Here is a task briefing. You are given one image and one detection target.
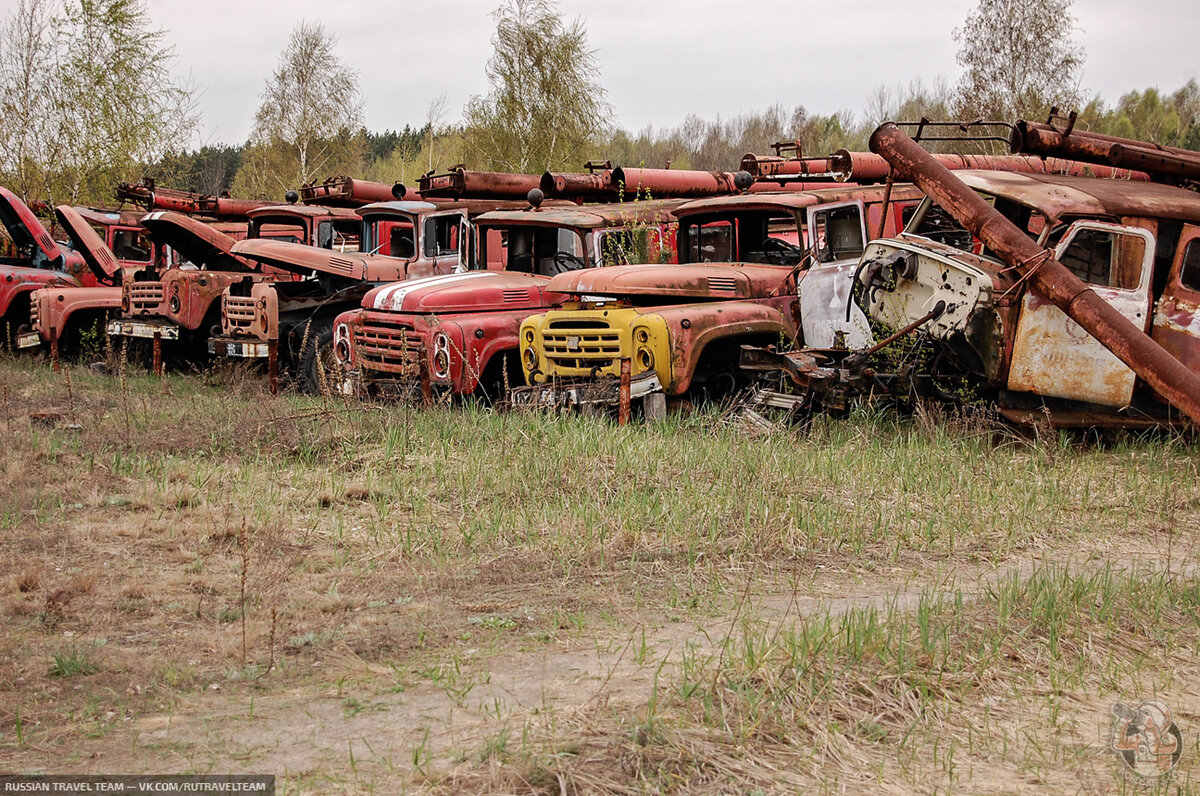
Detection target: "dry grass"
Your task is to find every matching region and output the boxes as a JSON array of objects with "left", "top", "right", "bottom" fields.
[{"left": 0, "top": 355, "right": 1198, "bottom": 793}]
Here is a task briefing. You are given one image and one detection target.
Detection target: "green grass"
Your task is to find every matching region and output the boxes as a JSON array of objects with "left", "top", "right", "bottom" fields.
[
  {"left": 49, "top": 644, "right": 98, "bottom": 678},
  {"left": 1, "top": 356, "right": 1198, "bottom": 793}
]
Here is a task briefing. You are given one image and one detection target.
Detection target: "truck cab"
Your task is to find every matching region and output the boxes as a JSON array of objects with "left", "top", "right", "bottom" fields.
[
  {"left": 105, "top": 206, "right": 317, "bottom": 357},
  {"left": 516, "top": 184, "right": 919, "bottom": 411},
  {"left": 0, "top": 188, "right": 94, "bottom": 344},
  {"left": 210, "top": 200, "right": 481, "bottom": 393},
  {"left": 848, "top": 171, "right": 1200, "bottom": 425},
  {"left": 332, "top": 197, "right": 684, "bottom": 402}
]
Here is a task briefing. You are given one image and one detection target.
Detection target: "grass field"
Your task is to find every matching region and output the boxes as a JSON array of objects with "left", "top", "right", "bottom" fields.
[{"left": 0, "top": 354, "right": 1198, "bottom": 794}]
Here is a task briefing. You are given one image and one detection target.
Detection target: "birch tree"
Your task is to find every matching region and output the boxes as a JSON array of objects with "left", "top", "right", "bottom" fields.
[
  {"left": 952, "top": 0, "right": 1084, "bottom": 120},
  {"left": 462, "top": 0, "right": 610, "bottom": 173},
  {"left": 233, "top": 22, "right": 364, "bottom": 198}
]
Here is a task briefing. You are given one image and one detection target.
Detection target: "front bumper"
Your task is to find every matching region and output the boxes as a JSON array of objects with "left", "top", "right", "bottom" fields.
[
  {"left": 16, "top": 331, "right": 41, "bottom": 349},
  {"left": 106, "top": 319, "right": 180, "bottom": 340},
  {"left": 208, "top": 337, "right": 272, "bottom": 358},
  {"left": 510, "top": 371, "right": 663, "bottom": 407}
]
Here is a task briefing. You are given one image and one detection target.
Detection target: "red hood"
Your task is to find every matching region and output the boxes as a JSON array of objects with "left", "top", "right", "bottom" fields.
[
  {"left": 0, "top": 264, "right": 80, "bottom": 288},
  {"left": 232, "top": 238, "right": 410, "bottom": 282},
  {"left": 1, "top": 187, "right": 71, "bottom": 263},
  {"left": 362, "top": 271, "right": 557, "bottom": 314},
  {"left": 544, "top": 263, "right": 795, "bottom": 299},
  {"left": 53, "top": 205, "right": 120, "bottom": 281},
  {"left": 139, "top": 211, "right": 246, "bottom": 270}
]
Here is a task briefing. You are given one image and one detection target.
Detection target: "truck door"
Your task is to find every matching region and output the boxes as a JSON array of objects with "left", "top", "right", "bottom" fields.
[
  {"left": 457, "top": 217, "right": 473, "bottom": 273},
  {"left": 801, "top": 200, "right": 872, "bottom": 349},
  {"left": 1150, "top": 224, "right": 1200, "bottom": 374},
  {"left": 1007, "top": 221, "right": 1155, "bottom": 407},
  {"left": 422, "top": 211, "right": 466, "bottom": 277}
]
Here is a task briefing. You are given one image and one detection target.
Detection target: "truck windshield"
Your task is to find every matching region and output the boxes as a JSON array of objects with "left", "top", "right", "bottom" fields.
[
  {"left": 679, "top": 211, "right": 799, "bottom": 265},
  {"left": 362, "top": 215, "right": 415, "bottom": 258},
  {"left": 479, "top": 225, "right": 584, "bottom": 275}
]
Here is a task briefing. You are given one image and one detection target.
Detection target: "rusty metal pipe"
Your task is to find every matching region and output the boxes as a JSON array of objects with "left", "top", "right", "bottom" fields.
[
  {"left": 1106, "top": 144, "right": 1200, "bottom": 181},
  {"left": 299, "top": 177, "right": 396, "bottom": 207},
  {"left": 871, "top": 122, "right": 1200, "bottom": 425},
  {"left": 1010, "top": 122, "right": 1196, "bottom": 182},
  {"left": 1013, "top": 120, "right": 1199, "bottom": 159},
  {"left": 609, "top": 168, "right": 745, "bottom": 198},
  {"left": 618, "top": 358, "right": 631, "bottom": 426},
  {"left": 829, "top": 149, "right": 1143, "bottom": 182},
  {"left": 268, "top": 339, "right": 279, "bottom": 396},
  {"left": 419, "top": 168, "right": 542, "bottom": 199},
  {"left": 540, "top": 171, "right": 612, "bottom": 199}
]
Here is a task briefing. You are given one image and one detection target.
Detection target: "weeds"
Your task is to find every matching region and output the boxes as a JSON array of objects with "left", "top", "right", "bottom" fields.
[
  {"left": 0, "top": 358, "right": 1197, "bottom": 793},
  {"left": 49, "top": 644, "right": 98, "bottom": 678}
]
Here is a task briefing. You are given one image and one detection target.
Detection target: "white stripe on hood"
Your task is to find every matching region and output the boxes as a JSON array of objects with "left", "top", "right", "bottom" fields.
[{"left": 371, "top": 271, "right": 494, "bottom": 311}]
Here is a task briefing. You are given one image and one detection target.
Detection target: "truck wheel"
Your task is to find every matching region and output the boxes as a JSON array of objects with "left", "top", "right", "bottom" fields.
[{"left": 298, "top": 324, "right": 335, "bottom": 395}]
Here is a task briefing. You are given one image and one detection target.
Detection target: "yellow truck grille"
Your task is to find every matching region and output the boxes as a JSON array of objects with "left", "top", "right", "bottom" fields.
[
  {"left": 541, "top": 319, "right": 621, "bottom": 370},
  {"left": 224, "top": 295, "right": 258, "bottom": 333},
  {"left": 129, "top": 282, "right": 164, "bottom": 312},
  {"left": 354, "top": 318, "right": 422, "bottom": 375}
]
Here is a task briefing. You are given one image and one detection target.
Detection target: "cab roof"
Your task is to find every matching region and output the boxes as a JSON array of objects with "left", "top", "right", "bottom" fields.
[
  {"left": 475, "top": 198, "right": 686, "bottom": 229},
  {"left": 246, "top": 204, "right": 360, "bottom": 220},
  {"left": 955, "top": 170, "right": 1200, "bottom": 223},
  {"left": 356, "top": 200, "right": 439, "bottom": 217},
  {"left": 674, "top": 183, "right": 923, "bottom": 216}
]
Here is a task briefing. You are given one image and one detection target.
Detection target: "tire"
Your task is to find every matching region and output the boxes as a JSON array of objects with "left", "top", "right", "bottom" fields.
[{"left": 297, "top": 323, "right": 336, "bottom": 395}]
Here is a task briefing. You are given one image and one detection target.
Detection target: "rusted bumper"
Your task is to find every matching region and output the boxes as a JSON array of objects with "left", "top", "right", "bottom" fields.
[
  {"left": 208, "top": 337, "right": 271, "bottom": 358},
  {"left": 510, "top": 371, "right": 663, "bottom": 408},
  {"left": 16, "top": 331, "right": 41, "bottom": 349},
  {"left": 106, "top": 319, "right": 180, "bottom": 340}
]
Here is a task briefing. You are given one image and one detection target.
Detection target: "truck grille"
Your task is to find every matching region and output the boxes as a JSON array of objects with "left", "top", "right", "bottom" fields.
[
  {"left": 29, "top": 298, "right": 39, "bottom": 333},
  {"left": 354, "top": 317, "right": 422, "bottom": 375},
  {"left": 224, "top": 295, "right": 258, "bottom": 334},
  {"left": 129, "top": 282, "right": 164, "bottom": 313},
  {"left": 542, "top": 318, "right": 621, "bottom": 370}
]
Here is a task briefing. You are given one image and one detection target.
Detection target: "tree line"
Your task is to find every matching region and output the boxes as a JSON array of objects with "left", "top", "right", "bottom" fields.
[{"left": 1, "top": 0, "right": 1198, "bottom": 208}]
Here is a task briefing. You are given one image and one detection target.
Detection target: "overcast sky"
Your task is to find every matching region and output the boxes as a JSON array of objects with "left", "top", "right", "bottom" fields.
[{"left": 145, "top": 0, "right": 1199, "bottom": 149}]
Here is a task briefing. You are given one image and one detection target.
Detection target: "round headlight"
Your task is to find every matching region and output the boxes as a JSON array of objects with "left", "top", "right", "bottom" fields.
[
  {"left": 335, "top": 339, "right": 350, "bottom": 363},
  {"left": 635, "top": 328, "right": 649, "bottom": 343},
  {"left": 169, "top": 296, "right": 181, "bottom": 313},
  {"left": 121, "top": 295, "right": 130, "bottom": 313},
  {"left": 636, "top": 347, "right": 653, "bottom": 370},
  {"left": 524, "top": 329, "right": 534, "bottom": 343},
  {"left": 522, "top": 345, "right": 538, "bottom": 371},
  {"left": 432, "top": 333, "right": 451, "bottom": 379}
]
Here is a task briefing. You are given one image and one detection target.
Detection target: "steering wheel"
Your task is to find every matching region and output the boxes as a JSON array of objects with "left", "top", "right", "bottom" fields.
[
  {"left": 552, "top": 250, "right": 587, "bottom": 274},
  {"left": 762, "top": 237, "right": 804, "bottom": 265}
]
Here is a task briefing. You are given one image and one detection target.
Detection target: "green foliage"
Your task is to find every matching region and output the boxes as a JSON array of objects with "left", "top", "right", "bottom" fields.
[
  {"left": 0, "top": 0, "right": 197, "bottom": 206},
  {"left": 462, "top": 0, "right": 610, "bottom": 172},
  {"left": 365, "top": 125, "right": 428, "bottom": 167},
  {"left": 605, "top": 104, "right": 861, "bottom": 172},
  {"left": 1087, "top": 79, "right": 1200, "bottom": 150},
  {"left": 232, "top": 21, "right": 364, "bottom": 198},
  {"left": 952, "top": 0, "right": 1084, "bottom": 120},
  {"left": 146, "top": 144, "right": 244, "bottom": 196}
]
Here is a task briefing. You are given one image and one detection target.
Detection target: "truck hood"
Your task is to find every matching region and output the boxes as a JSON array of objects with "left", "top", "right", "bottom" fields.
[
  {"left": 0, "top": 264, "right": 80, "bottom": 288},
  {"left": 54, "top": 205, "right": 120, "bottom": 281},
  {"left": 0, "top": 187, "right": 64, "bottom": 262},
  {"left": 544, "top": 263, "right": 795, "bottom": 300},
  {"left": 139, "top": 211, "right": 245, "bottom": 270},
  {"left": 231, "top": 238, "right": 410, "bottom": 282},
  {"left": 363, "top": 271, "right": 555, "bottom": 314}
]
